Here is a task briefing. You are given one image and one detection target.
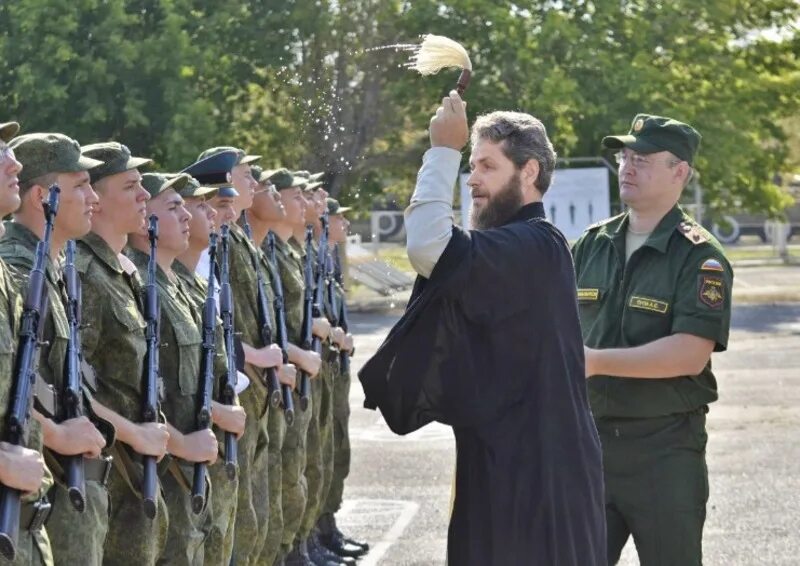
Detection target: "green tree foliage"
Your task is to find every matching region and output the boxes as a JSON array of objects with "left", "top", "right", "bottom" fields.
[{"left": 1, "top": 1, "right": 797, "bottom": 215}]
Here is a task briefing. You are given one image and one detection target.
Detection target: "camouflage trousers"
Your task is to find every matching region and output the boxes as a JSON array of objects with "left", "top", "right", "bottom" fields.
[
  {"left": 323, "top": 369, "right": 352, "bottom": 514},
  {"left": 256, "top": 403, "right": 287, "bottom": 565},
  {"left": 300, "top": 356, "right": 336, "bottom": 538},
  {"left": 102, "top": 456, "right": 168, "bottom": 566},
  {"left": 203, "top": 448, "right": 238, "bottom": 566},
  {"left": 232, "top": 384, "right": 271, "bottom": 566},
  {"left": 0, "top": 528, "right": 53, "bottom": 566},
  {"left": 47, "top": 480, "right": 109, "bottom": 566},
  {"left": 280, "top": 388, "right": 312, "bottom": 554},
  {"left": 157, "top": 463, "right": 208, "bottom": 566}
]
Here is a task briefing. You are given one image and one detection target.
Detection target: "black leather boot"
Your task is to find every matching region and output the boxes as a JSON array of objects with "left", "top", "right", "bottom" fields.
[
  {"left": 308, "top": 530, "right": 356, "bottom": 566},
  {"left": 284, "top": 539, "right": 314, "bottom": 566},
  {"left": 318, "top": 512, "right": 369, "bottom": 557}
]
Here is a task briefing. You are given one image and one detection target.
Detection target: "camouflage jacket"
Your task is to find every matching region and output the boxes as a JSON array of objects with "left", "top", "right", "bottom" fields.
[
  {"left": 273, "top": 235, "right": 305, "bottom": 345},
  {"left": 0, "top": 222, "right": 68, "bottom": 400},
  {"left": 76, "top": 232, "right": 146, "bottom": 424},
  {"left": 126, "top": 247, "right": 202, "bottom": 435}
]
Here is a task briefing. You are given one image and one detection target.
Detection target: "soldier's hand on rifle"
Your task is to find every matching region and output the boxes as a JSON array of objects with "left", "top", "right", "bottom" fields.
[
  {"left": 44, "top": 415, "right": 106, "bottom": 458},
  {"left": 300, "top": 350, "right": 322, "bottom": 378},
  {"left": 331, "top": 327, "right": 346, "bottom": 349},
  {"left": 0, "top": 442, "right": 46, "bottom": 494},
  {"left": 430, "top": 90, "right": 469, "bottom": 150},
  {"left": 175, "top": 429, "right": 219, "bottom": 465},
  {"left": 212, "top": 402, "right": 247, "bottom": 439},
  {"left": 312, "top": 317, "right": 331, "bottom": 340},
  {"left": 278, "top": 363, "right": 297, "bottom": 390},
  {"left": 130, "top": 422, "right": 170, "bottom": 461},
  {"left": 245, "top": 343, "right": 284, "bottom": 369},
  {"left": 343, "top": 333, "right": 355, "bottom": 355}
]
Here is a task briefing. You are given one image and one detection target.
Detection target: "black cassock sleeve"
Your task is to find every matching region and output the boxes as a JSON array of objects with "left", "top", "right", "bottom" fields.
[{"left": 359, "top": 220, "right": 554, "bottom": 434}]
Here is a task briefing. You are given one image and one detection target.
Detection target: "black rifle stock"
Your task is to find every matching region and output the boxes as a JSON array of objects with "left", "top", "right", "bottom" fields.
[
  {"left": 141, "top": 215, "right": 161, "bottom": 519},
  {"left": 218, "top": 226, "right": 238, "bottom": 479},
  {"left": 192, "top": 232, "right": 218, "bottom": 514},
  {"left": 0, "top": 185, "right": 59, "bottom": 560},
  {"left": 298, "top": 227, "right": 317, "bottom": 411},
  {"left": 62, "top": 240, "right": 86, "bottom": 512},
  {"left": 239, "top": 213, "right": 282, "bottom": 410},
  {"left": 266, "top": 232, "right": 294, "bottom": 425},
  {"left": 333, "top": 245, "right": 351, "bottom": 375}
]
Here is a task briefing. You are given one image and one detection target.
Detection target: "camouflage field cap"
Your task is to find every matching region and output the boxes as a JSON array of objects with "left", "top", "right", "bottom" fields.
[
  {"left": 10, "top": 133, "right": 103, "bottom": 184},
  {"left": 602, "top": 114, "right": 702, "bottom": 165},
  {"left": 293, "top": 170, "right": 310, "bottom": 179},
  {"left": 0, "top": 122, "right": 20, "bottom": 143},
  {"left": 141, "top": 172, "right": 190, "bottom": 199},
  {"left": 197, "top": 146, "right": 261, "bottom": 166},
  {"left": 309, "top": 171, "right": 325, "bottom": 183},
  {"left": 304, "top": 181, "right": 323, "bottom": 192},
  {"left": 326, "top": 198, "right": 351, "bottom": 216},
  {"left": 269, "top": 168, "right": 300, "bottom": 191},
  {"left": 178, "top": 176, "right": 218, "bottom": 200},
  {"left": 82, "top": 142, "right": 152, "bottom": 184}
]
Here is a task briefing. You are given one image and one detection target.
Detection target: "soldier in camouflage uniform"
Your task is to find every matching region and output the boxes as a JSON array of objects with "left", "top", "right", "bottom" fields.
[
  {"left": 245, "top": 168, "right": 310, "bottom": 566},
  {"left": 195, "top": 147, "right": 283, "bottom": 565},
  {"left": 0, "top": 121, "right": 54, "bottom": 566},
  {"left": 266, "top": 170, "right": 328, "bottom": 565},
  {"left": 173, "top": 176, "right": 247, "bottom": 566},
  {"left": 1, "top": 133, "right": 111, "bottom": 566},
  {"left": 295, "top": 179, "right": 352, "bottom": 566},
  {"left": 318, "top": 198, "right": 367, "bottom": 559},
  {"left": 78, "top": 142, "right": 171, "bottom": 566},
  {"left": 126, "top": 173, "right": 220, "bottom": 565}
]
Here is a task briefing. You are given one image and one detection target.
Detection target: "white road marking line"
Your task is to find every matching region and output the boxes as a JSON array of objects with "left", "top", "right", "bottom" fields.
[{"left": 338, "top": 499, "right": 420, "bottom": 566}]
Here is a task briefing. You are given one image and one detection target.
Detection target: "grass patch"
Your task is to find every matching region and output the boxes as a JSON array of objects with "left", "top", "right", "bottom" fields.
[
  {"left": 376, "top": 246, "right": 414, "bottom": 273},
  {"left": 725, "top": 245, "right": 800, "bottom": 262}
]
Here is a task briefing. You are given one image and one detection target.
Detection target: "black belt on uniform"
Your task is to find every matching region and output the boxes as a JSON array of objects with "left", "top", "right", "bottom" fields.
[{"left": 19, "top": 498, "right": 52, "bottom": 533}]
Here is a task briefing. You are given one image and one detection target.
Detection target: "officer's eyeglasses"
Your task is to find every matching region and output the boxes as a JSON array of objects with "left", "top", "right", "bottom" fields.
[{"left": 615, "top": 151, "right": 681, "bottom": 170}]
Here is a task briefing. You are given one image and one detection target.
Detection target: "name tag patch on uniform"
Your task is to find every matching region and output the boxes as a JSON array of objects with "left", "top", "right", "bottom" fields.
[
  {"left": 577, "top": 288, "right": 600, "bottom": 302},
  {"left": 699, "top": 275, "right": 724, "bottom": 309},
  {"left": 628, "top": 295, "right": 669, "bottom": 314},
  {"left": 700, "top": 258, "right": 724, "bottom": 272}
]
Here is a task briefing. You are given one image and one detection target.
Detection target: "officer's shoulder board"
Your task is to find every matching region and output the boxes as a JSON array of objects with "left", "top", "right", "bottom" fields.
[
  {"left": 586, "top": 213, "right": 625, "bottom": 232},
  {"left": 676, "top": 220, "right": 710, "bottom": 245}
]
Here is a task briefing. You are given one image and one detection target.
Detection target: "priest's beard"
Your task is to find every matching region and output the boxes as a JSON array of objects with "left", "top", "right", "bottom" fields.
[{"left": 470, "top": 171, "right": 524, "bottom": 230}]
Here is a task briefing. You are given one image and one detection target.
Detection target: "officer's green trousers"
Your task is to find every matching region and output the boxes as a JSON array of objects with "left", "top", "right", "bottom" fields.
[{"left": 596, "top": 409, "right": 708, "bottom": 566}]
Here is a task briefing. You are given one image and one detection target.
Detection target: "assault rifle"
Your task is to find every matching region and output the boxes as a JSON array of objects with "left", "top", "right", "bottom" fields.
[{"left": 0, "top": 185, "right": 60, "bottom": 560}]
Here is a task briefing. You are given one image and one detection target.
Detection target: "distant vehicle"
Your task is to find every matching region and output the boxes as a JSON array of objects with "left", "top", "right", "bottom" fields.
[{"left": 710, "top": 206, "right": 800, "bottom": 243}]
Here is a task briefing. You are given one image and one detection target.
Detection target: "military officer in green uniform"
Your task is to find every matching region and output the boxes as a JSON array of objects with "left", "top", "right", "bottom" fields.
[
  {"left": 2, "top": 133, "right": 110, "bottom": 566},
  {"left": 0, "top": 122, "right": 54, "bottom": 566},
  {"left": 76, "top": 143, "right": 171, "bottom": 566},
  {"left": 318, "top": 198, "right": 367, "bottom": 559},
  {"left": 572, "top": 114, "right": 733, "bottom": 565},
  {"left": 126, "top": 172, "right": 220, "bottom": 565},
  {"left": 173, "top": 176, "right": 248, "bottom": 566}
]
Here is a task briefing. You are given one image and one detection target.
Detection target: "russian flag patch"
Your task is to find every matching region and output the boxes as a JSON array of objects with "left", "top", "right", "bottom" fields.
[{"left": 700, "top": 258, "right": 724, "bottom": 272}]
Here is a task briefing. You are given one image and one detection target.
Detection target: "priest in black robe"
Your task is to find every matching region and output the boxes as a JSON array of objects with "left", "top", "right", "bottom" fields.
[{"left": 359, "top": 91, "right": 606, "bottom": 565}]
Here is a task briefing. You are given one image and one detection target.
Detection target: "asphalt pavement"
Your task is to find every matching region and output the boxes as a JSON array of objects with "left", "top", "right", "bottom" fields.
[{"left": 338, "top": 299, "right": 800, "bottom": 565}]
